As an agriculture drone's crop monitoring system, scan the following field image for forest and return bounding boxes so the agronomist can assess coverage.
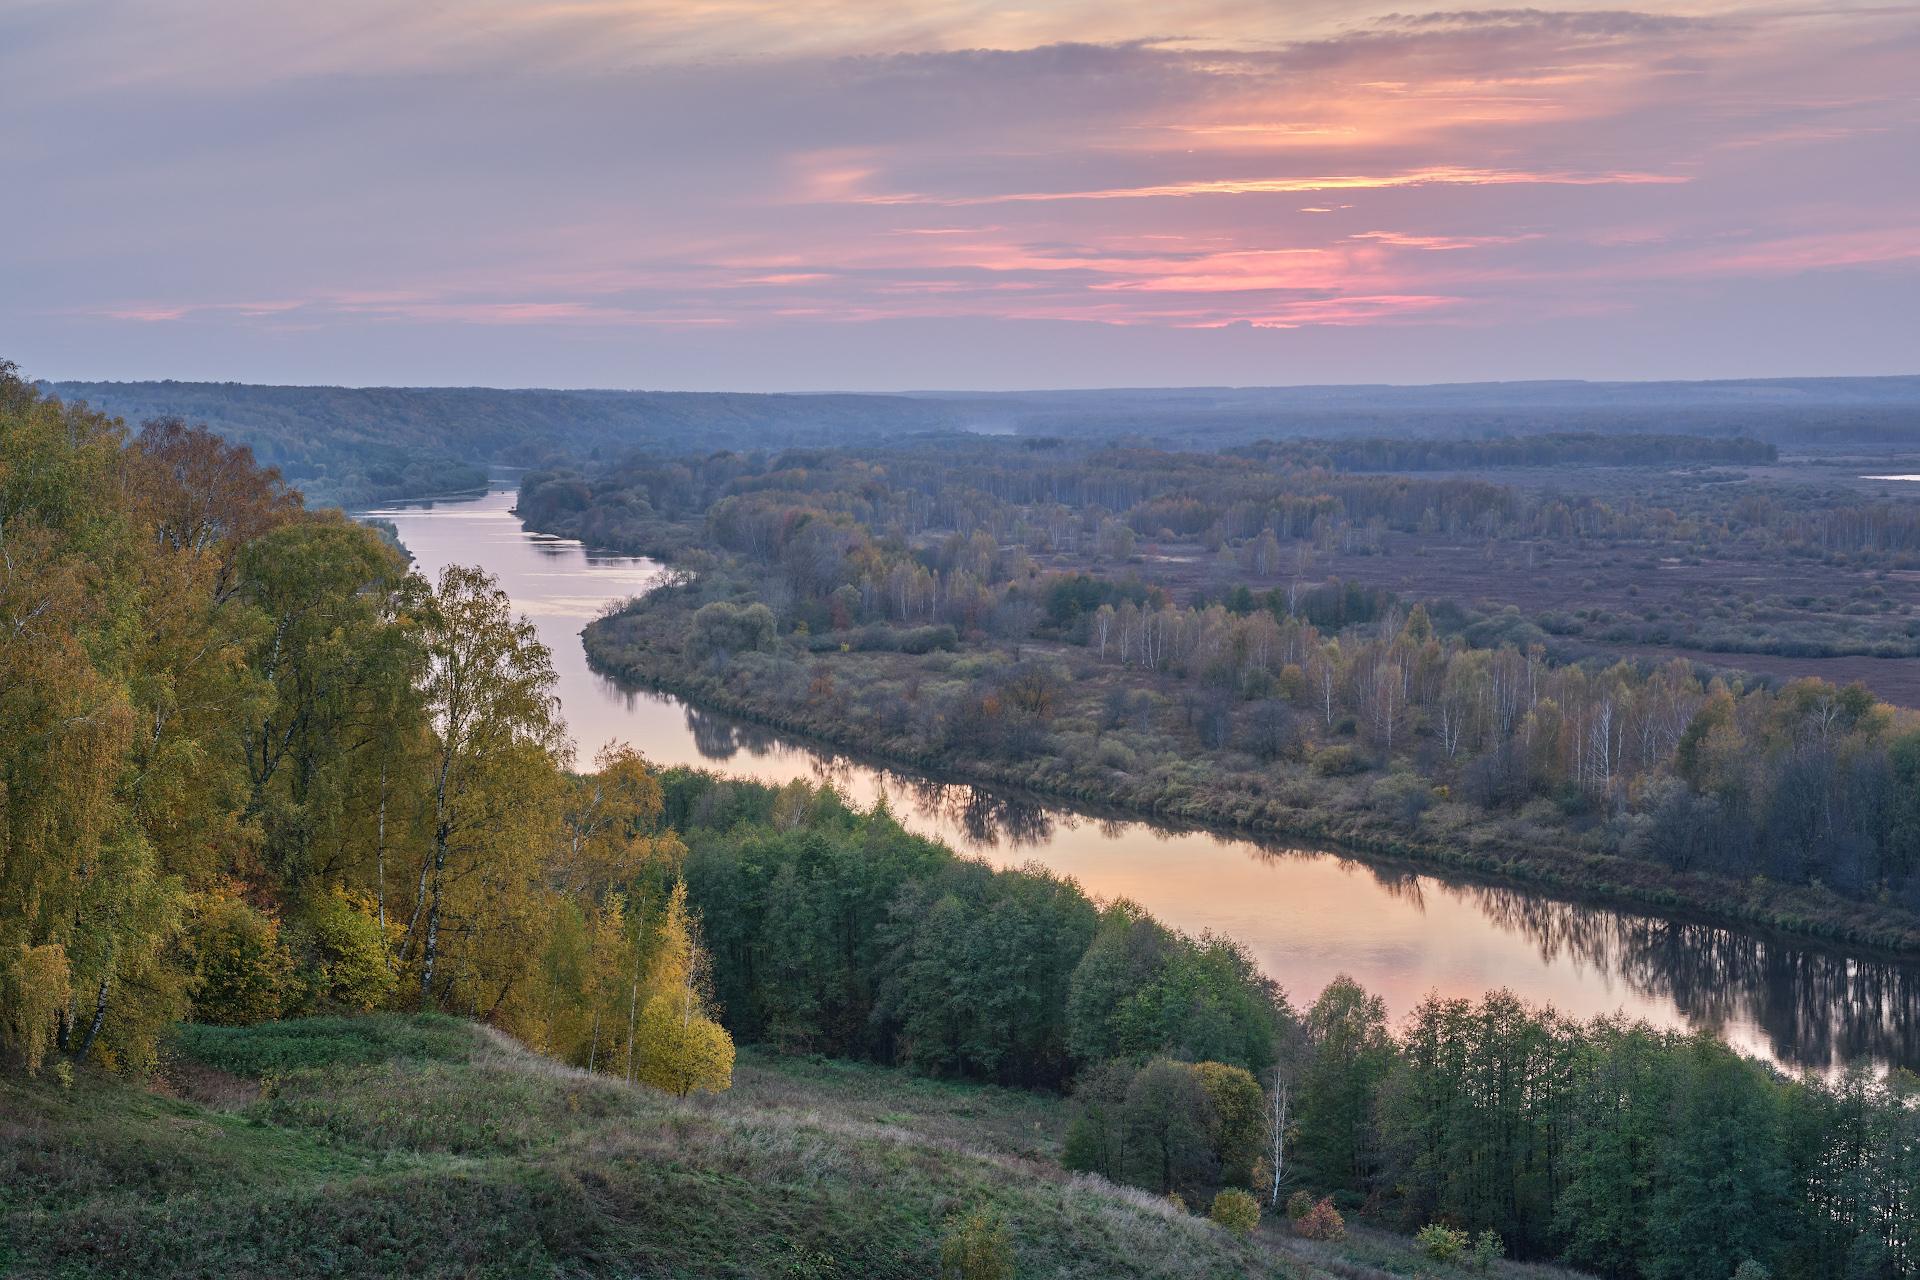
[11,365,1920,1278]
[47,373,1920,508]
[0,363,730,1090]
[543,432,1920,946]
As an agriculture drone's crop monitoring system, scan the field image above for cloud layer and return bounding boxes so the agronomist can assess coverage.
[5,1,1917,387]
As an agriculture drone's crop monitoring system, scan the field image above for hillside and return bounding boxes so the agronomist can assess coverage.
[40,381,969,507]
[42,374,1920,508]
[0,1015,1581,1280]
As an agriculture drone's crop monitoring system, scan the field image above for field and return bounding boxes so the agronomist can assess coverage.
[1104,527,1920,702]
[1011,458,1920,704]
[0,1015,1587,1280]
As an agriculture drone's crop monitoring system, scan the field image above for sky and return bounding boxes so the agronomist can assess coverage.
[5,0,1918,390]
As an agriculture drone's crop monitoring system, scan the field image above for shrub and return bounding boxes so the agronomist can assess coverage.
[939,1210,1013,1280]
[291,891,395,1013]
[1294,1197,1345,1241]
[690,600,775,659]
[1311,745,1367,777]
[1369,771,1432,823]
[1209,1189,1260,1237]
[900,624,959,655]
[187,892,294,1026]
[1284,1190,1314,1221]
[1417,1223,1469,1262]
[1471,1230,1505,1271]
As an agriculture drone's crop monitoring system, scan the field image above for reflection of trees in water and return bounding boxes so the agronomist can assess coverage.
[890,777,1057,849]
[1251,843,1432,912]
[682,706,790,761]
[1454,883,1920,1072]
[659,696,1920,1072]
[684,706,745,760]
[673,705,1057,847]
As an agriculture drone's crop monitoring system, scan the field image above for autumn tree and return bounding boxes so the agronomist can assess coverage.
[0,370,189,1072]
[557,742,680,896]
[632,879,733,1096]
[401,564,565,1016]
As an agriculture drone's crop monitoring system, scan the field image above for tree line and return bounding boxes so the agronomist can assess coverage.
[659,766,1919,1279]
[1226,432,1778,472]
[0,366,729,1093]
[524,436,1920,579]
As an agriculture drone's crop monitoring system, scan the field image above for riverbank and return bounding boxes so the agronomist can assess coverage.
[583,597,1920,958]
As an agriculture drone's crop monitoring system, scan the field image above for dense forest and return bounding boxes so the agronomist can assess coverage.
[44,380,968,507]
[48,373,1920,507]
[1226,433,1779,471]
[0,364,730,1091]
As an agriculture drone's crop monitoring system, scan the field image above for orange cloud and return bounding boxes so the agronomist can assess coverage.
[848,166,1690,206]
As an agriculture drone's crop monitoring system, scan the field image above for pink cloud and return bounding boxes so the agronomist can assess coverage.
[848,166,1692,206]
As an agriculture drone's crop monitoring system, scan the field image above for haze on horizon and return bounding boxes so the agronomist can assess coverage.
[6,0,1918,392]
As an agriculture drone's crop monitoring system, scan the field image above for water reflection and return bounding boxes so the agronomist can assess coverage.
[367,486,1920,1075]
[1456,887,1920,1072]
[666,696,1920,1073]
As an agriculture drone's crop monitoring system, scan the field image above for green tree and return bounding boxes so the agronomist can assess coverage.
[1123,1058,1217,1197]
[0,367,188,1072]
[1293,976,1393,1196]
[1644,1039,1791,1280]
[1195,1061,1267,1188]
[1210,1188,1260,1236]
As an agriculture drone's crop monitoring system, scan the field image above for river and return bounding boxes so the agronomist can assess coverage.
[365,486,1920,1073]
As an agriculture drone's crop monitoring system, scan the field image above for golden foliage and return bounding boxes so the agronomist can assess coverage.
[188,891,294,1026]
[630,881,733,1096]
[2,944,71,1073]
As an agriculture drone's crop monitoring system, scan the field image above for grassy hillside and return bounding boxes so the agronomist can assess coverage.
[0,1015,1585,1280]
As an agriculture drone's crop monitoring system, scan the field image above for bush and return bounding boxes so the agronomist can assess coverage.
[690,600,775,659]
[187,892,294,1026]
[1294,1197,1345,1241]
[1284,1190,1314,1221]
[1209,1189,1260,1237]
[1471,1229,1505,1271]
[1311,745,1367,777]
[290,891,395,1013]
[939,1210,1013,1280]
[1369,771,1432,823]
[1417,1223,1469,1262]
[901,624,959,655]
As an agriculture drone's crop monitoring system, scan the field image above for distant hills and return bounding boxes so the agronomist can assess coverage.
[44,374,1920,507]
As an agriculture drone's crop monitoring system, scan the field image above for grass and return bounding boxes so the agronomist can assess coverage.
[1,1016,1595,1279]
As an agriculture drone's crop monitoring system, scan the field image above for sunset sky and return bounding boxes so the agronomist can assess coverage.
[7,1,1918,389]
